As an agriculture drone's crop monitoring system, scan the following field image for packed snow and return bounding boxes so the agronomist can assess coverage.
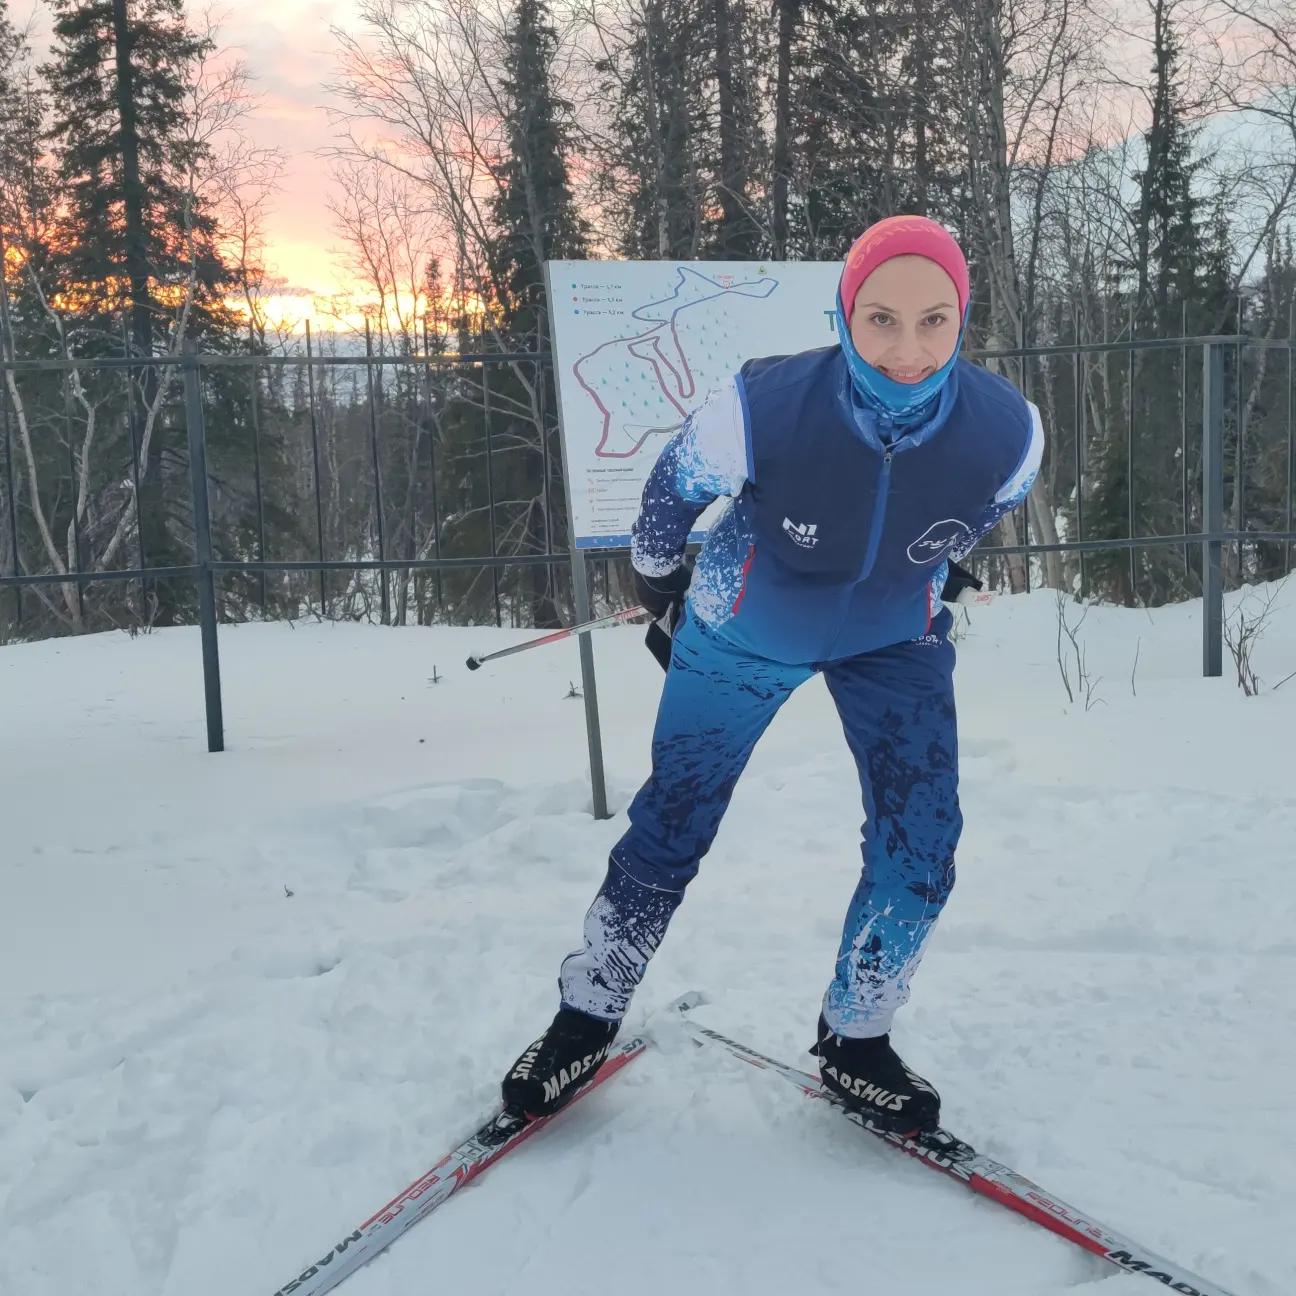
[2,585,1293,1295]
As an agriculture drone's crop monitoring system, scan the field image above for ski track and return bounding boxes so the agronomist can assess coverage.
[1,588,1293,1295]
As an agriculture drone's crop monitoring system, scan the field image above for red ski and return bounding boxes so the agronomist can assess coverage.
[670,998,1241,1296]
[268,1034,646,1296]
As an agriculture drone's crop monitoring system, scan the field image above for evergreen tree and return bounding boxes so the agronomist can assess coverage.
[1131,2,1204,333]
[486,0,589,625]
[790,0,965,260]
[699,0,765,258]
[1089,0,1213,607]
[41,0,242,625]
[600,0,711,260]
[0,7,57,357]
[770,0,803,258]
[490,0,588,349]
[43,1,235,346]
[1247,233,1296,583]
[1,8,69,631]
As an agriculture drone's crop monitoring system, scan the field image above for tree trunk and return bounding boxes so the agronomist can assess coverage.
[963,0,1028,590]
[772,0,797,257]
[713,0,744,256]
[112,0,171,621]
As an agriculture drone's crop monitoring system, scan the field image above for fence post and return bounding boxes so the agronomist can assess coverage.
[1201,342,1224,679]
[183,340,225,752]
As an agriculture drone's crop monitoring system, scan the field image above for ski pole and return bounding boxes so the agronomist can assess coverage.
[465,605,649,671]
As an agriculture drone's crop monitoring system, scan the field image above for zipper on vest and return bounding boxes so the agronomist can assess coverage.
[858,450,893,581]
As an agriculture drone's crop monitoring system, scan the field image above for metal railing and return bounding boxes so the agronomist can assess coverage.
[2,334,1294,803]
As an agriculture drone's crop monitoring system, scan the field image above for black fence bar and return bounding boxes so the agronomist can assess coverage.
[304,322,328,615]
[246,327,267,610]
[976,530,1282,557]
[212,554,597,574]
[1202,343,1225,678]
[8,524,1270,589]
[1288,300,1295,574]
[1,348,18,624]
[1181,302,1189,576]
[421,318,444,612]
[0,350,552,373]
[11,334,1296,378]
[61,370,86,622]
[121,316,147,606]
[1073,337,1087,598]
[482,356,501,627]
[0,565,197,589]
[363,320,390,625]
[537,355,557,608]
[1236,298,1246,557]
[182,342,225,752]
[1018,323,1031,595]
[1127,304,1136,598]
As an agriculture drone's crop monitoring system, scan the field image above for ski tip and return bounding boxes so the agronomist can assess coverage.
[664,990,707,1015]
[466,655,482,671]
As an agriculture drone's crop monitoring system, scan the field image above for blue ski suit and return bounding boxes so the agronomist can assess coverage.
[561,344,1043,1037]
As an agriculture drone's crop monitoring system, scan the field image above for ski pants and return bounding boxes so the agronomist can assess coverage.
[559,604,962,1038]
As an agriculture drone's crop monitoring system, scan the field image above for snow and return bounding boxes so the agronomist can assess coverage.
[2,586,1293,1295]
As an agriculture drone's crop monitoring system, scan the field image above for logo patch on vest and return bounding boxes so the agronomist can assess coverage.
[782,518,819,549]
[907,519,972,564]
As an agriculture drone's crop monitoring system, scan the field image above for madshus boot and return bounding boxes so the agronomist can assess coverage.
[810,1014,941,1135]
[502,1006,620,1118]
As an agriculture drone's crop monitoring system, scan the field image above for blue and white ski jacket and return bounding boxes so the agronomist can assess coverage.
[630,345,1044,665]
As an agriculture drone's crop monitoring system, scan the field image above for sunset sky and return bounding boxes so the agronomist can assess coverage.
[18,0,1277,332]
[28,0,371,312]
[210,0,367,301]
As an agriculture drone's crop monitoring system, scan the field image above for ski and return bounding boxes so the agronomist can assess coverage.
[268,1034,648,1296]
[668,997,1240,1296]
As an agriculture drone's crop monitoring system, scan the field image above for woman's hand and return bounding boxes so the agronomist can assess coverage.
[634,561,693,629]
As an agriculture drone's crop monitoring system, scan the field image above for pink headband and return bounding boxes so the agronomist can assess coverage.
[840,216,970,320]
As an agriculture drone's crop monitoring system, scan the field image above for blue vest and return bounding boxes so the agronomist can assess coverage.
[699,346,1031,664]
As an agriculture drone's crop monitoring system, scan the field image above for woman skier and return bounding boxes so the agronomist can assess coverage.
[502,215,1043,1136]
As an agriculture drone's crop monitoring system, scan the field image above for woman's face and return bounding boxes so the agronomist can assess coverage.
[848,255,961,384]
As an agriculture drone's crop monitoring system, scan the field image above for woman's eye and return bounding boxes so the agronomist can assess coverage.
[869,312,892,326]
[923,313,948,328]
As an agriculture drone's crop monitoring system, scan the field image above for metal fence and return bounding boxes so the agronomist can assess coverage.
[2,334,1294,813]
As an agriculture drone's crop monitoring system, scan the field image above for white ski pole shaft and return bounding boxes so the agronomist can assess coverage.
[465,605,647,671]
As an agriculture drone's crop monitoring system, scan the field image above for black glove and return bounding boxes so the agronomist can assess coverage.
[939,561,983,604]
[634,561,692,627]
[635,560,693,672]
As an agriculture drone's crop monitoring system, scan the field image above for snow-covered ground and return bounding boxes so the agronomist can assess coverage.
[2,586,1293,1296]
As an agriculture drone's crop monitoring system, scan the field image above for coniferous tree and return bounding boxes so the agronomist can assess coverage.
[1,10,76,630]
[790,0,965,260]
[41,0,243,624]
[1247,233,1296,583]
[490,0,589,348]
[1,6,52,363]
[700,0,765,258]
[601,0,712,260]
[770,0,803,258]
[487,0,589,625]
[1132,2,1204,334]
[1088,0,1213,606]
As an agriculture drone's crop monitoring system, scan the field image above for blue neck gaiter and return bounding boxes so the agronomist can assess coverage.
[834,292,966,431]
